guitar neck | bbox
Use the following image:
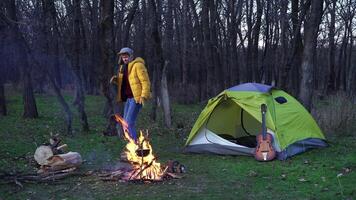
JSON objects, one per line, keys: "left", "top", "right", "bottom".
{"left": 261, "top": 104, "right": 267, "bottom": 140}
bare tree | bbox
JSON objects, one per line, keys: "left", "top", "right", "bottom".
{"left": 99, "top": 0, "right": 115, "bottom": 117}
{"left": 326, "top": 0, "right": 337, "bottom": 94}
{"left": 148, "top": 0, "right": 171, "bottom": 127}
{"left": 2, "top": 0, "right": 356, "bottom": 114}
{"left": 41, "top": 0, "right": 73, "bottom": 135}
{"left": 0, "top": 6, "right": 8, "bottom": 116}
{"left": 72, "top": 0, "right": 89, "bottom": 131}
{"left": 299, "top": 0, "right": 324, "bottom": 110}
{"left": 4, "top": 0, "right": 38, "bottom": 118}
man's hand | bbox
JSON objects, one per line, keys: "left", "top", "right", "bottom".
{"left": 138, "top": 97, "right": 146, "bottom": 105}
{"left": 110, "top": 75, "right": 117, "bottom": 84}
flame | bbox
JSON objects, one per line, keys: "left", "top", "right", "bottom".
{"left": 113, "top": 114, "right": 166, "bottom": 181}
{"left": 113, "top": 115, "right": 129, "bottom": 132}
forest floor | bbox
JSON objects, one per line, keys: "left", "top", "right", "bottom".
{"left": 0, "top": 93, "right": 355, "bottom": 200}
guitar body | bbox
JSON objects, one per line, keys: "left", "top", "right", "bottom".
{"left": 254, "top": 104, "right": 276, "bottom": 161}
{"left": 254, "top": 133, "right": 276, "bottom": 161}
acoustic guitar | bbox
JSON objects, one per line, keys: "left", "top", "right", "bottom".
{"left": 254, "top": 104, "right": 276, "bottom": 161}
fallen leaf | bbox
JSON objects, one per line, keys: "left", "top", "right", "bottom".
{"left": 298, "top": 177, "right": 308, "bottom": 182}
{"left": 281, "top": 174, "right": 287, "bottom": 180}
{"left": 248, "top": 170, "right": 258, "bottom": 177}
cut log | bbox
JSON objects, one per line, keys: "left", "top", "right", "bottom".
{"left": 38, "top": 152, "right": 82, "bottom": 173}
{"left": 34, "top": 145, "right": 53, "bottom": 165}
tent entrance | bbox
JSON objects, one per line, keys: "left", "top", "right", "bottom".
{"left": 205, "top": 99, "right": 261, "bottom": 147}
{"left": 219, "top": 135, "right": 257, "bottom": 148}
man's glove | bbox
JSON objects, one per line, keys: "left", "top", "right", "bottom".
{"left": 110, "top": 75, "right": 117, "bottom": 84}
{"left": 138, "top": 97, "right": 146, "bottom": 105}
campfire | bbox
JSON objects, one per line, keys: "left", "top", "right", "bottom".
{"left": 116, "top": 114, "right": 166, "bottom": 181}
{"left": 99, "top": 114, "right": 184, "bottom": 182}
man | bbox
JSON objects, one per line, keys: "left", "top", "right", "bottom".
{"left": 110, "top": 47, "right": 151, "bottom": 141}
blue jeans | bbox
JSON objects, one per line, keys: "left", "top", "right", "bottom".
{"left": 123, "top": 98, "right": 142, "bottom": 141}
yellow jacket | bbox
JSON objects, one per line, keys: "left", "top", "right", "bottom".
{"left": 115, "top": 57, "right": 151, "bottom": 103}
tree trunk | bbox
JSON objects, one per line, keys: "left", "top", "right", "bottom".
{"left": 122, "top": 0, "right": 139, "bottom": 47}
{"left": 47, "top": 0, "right": 62, "bottom": 89}
{"left": 0, "top": 82, "right": 6, "bottom": 116}
{"left": 278, "top": 0, "right": 288, "bottom": 87}
{"left": 336, "top": 28, "right": 347, "bottom": 91}
{"left": 210, "top": 0, "right": 223, "bottom": 93}
{"left": 40, "top": 0, "right": 74, "bottom": 135}
{"left": 161, "top": 61, "right": 171, "bottom": 128}
{"left": 148, "top": 0, "right": 168, "bottom": 123}
{"left": 49, "top": 72, "right": 73, "bottom": 135}
{"left": 181, "top": 0, "right": 188, "bottom": 88}
{"left": 99, "top": 0, "right": 115, "bottom": 118}
{"left": 346, "top": 23, "right": 353, "bottom": 94}
{"left": 245, "top": 0, "right": 253, "bottom": 82}
{"left": 202, "top": 0, "right": 214, "bottom": 97}
{"left": 252, "top": 0, "right": 263, "bottom": 82}
{"left": 0, "top": 11, "right": 7, "bottom": 116}
{"left": 299, "top": 0, "right": 323, "bottom": 111}
{"left": 5, "top": 0, "right": 38, "bottom": 118}
{"left": 72, "top": 0, "right": 89, "bottom": 131}
{"left": 22, "top": 66, "right": 39, "bottom": 118}
{"left": 326, "top": 0, "right": 336, "bottom": 94}
{"left": 137, "top": 0, "right": 147, "bottom": 57}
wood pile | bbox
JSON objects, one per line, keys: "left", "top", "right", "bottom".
{"left": 33, "top": 134, "right": 82, "bottom": 174}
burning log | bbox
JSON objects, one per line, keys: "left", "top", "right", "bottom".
{"left": 99, "top": 115, "right": 185, "bottom": 183}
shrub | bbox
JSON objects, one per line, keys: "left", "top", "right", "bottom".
{"left": 312, "top": 92, "right": 356, "bottom": 137}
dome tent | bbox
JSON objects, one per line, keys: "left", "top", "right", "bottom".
{"left": 184, "top": 83, "right": 327, "bottom": 160}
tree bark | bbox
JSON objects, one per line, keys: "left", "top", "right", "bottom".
{"left": 22, "top": 62, "right": 39, "bottom": 118}
{"left": 72, "top": 0, "right": 89, "bottom": 131}
{"left": 202, "top": 0, "right": 215, "bottom": 97}
{"left": 299, "top": 0, "right": 324, "bottom": 111}
{"left": 122, "top": 0, "right": 139, "bottom": 47}
{"left": 5, "top": 0, "right": 38, "bottom": 118}
{"left": 326, "top": 0, "right": 336, "bottom": 94}
{"left": 149, "top": 0, "right": 162, "bottom": 121}
{"left": 99, "top": 0, "right": 115, "bottom": 118}
{"left": 148, "top": 0, "right": 169, "bottom": 123}
{"left": 0, "top": 82, "right": 6, "bottom": 116}
{"left": 252, "top": 0, "right": 263, "bottom": 82}
{"left": 0, "top": 8, "right": 7, "bottom": 116}
{"left": 39, "top": 0, "right": 73, "bottom": 135}
{"left": 161, "top": 61, "right": 171, "bottom": 128}
{"left": 181, "top": 0, "right": 188, "bottom": 88}
{"left": 210, "top": 0, "right": 223, "bottom": 93}
{"left": 245, "top": 0, "right": 253, "bottom": 82}
{"left": 277, "top": 0, "right": 288, "bottom": 87}
{"left": 280, "top": 0, "right": 309, "bottom": 95}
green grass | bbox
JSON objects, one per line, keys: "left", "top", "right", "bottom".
{"left": 0, "top": 94, "right": 355, "bottom": 200}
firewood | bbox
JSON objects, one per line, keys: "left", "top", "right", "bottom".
{"left": 0, "top": 167, "right": 89, "bottom": 186}
{"left": 34, "top": 145, "right": 53, "bottom": 165}
{"left": 166, "top": 172, "right": 183, "bottom": 179}
{"left": 38, "top": 152, "right": 82, "bottom": 173}
{"left": 56, "top": 144, "right": 67, "bottom": 150}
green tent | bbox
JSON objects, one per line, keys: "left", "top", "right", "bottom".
{"left": 184, "top": 83, "right": 327, "bottom": 160}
